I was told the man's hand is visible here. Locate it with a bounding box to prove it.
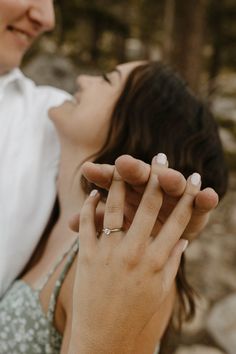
[69,154,218,241]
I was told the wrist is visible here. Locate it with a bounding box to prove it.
[69,328,136,354]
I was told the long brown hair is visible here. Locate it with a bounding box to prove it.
[81,61,228,346]
[82,62,227,197]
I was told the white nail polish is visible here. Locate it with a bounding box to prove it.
[191,173,201,186]
[156,153,167,165]
[90,189,98,197]
[182,239,189,252]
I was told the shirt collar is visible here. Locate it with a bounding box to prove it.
[0,68,25,94]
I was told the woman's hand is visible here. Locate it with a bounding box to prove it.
[77,154,218,241]
[69,159,201,354]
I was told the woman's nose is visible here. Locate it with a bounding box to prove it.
[76,75,94,88]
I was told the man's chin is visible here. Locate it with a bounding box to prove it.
[0,54,24,74]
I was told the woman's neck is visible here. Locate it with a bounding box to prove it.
[57,145,90,227]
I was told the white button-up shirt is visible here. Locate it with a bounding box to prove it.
[0,69,70,297]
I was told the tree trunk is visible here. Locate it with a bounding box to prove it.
[163,0,176,62]
[164,0,208,93]
[207,1,224,98]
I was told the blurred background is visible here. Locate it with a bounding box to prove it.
[23,1,236,353]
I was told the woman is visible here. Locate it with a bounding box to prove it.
[0,61,227,353]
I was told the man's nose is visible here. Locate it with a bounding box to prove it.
[29,0,55,32]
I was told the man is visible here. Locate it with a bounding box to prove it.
[0,0,218,299]
[0,0,70,296]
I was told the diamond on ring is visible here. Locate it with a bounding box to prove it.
[102,227,122,236]
[103,228,112,235]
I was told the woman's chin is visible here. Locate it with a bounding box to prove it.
[48,104,66,122]
[48,106,58,121]
[49,99,75,122]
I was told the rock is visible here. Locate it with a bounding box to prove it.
[206,293,236,354]
[23,54,78,93]
[219,128,236,154]
[215,73,236,96]
[182,296,209,335]
[212,96,236,122]
[175,345,224,354]
[229,205,236,229]
[186,240,204,262]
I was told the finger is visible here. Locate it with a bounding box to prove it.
[183,187,219,241]
[115,155,151,193]
[79,190,100,252]
[117,154,168,234]
[158,168,187,198]
[194,187,219,212]
[127,156,166,245]
[82,161,114,190]
[148,169,187,236]
[161,239,188,291]
[102,168,125,240]
[152,173,201,262]
[116,154,169,193]
[68,210,105,233]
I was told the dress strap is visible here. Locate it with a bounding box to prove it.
[36,238,79,293]
[46,238,79,323]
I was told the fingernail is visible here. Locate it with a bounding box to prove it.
[90,189,98,197]
[181,239,189,252]
[155,153,167,165]
[191,173,201,186]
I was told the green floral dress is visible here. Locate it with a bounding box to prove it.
[0,239,79,354]
[0,238,160,354]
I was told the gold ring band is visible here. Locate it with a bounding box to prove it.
[102,227,122,236]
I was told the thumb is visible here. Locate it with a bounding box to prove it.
[162,239,189,291]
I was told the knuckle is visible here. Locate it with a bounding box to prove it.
[123,244,146,268]
[112,174,123,182]
[103,251,113,266]
[79,250,91,265]
[149,252,165,271]
[173,208,191,227]
[80,212,91,225]
[184,188,197,199]
[143,197,158,215]
[106,204,121,215]
[96,247,113,265]
[113,168,122,181]
[161,275,170,294]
